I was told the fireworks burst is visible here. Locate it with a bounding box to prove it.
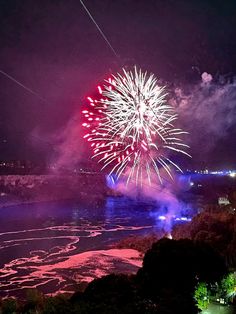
[82,67,190,185]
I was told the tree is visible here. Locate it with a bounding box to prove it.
[194,282,209,310]
[136,238,227,314]
[72,274,139,314]
[220,273,236,303]
[0,298,18,314]
[42,295,73,314]
[137,238,227,296]
[172,211,236,268]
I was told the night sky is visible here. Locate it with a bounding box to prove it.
[0,0,236,169]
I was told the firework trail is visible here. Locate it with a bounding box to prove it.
[82,67,190,185]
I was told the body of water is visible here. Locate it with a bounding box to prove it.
[0,196,165,297]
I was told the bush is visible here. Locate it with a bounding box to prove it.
[194,282,209,310]
[1,298,18,314]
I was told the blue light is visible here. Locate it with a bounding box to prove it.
[158,215,167,220]
[175,217,192,222]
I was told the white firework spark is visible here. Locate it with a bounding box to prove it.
[82,67,190,185]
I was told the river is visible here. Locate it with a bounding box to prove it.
[0,196,164,298]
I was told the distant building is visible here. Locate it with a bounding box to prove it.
[218,196,230,206]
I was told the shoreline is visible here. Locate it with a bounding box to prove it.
[0,173,109,209]
[0,193,108,209]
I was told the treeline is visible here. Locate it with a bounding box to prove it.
[172,207,236,269]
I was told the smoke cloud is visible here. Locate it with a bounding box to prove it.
[50,115,84,171]
[169,73,236,165]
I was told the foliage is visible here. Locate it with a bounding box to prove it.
[22,289,44,313]
[194,282,209,310]
[137,238,227,297]
[0,298,18,314]
[221,272,236,301]
[172,210,236,268]
[42,295,73,314]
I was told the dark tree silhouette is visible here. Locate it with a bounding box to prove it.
[173,211,236,268]
[136,238,227,313]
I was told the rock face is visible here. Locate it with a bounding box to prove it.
[0,173,108,206]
